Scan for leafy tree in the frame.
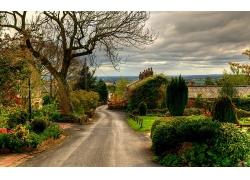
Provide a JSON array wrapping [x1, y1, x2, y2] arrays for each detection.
[[74, 66, 97, 91], [96, 79, 108, 104], [115, 76, 130, 96], [0, 35, 32, 106], [166, 75, 188, 116], [205, 76, 214, 85], [1, 11, 157, 116], [218, 80, 239, 98]]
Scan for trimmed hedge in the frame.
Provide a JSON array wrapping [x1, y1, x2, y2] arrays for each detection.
[[151, 116, 221, 155]]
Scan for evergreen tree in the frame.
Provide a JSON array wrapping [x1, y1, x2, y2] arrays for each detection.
[[166, 75, 188, 116], [74, 66, 97, 91], [96, 79, 108, 104], [212, 95, 237, 124]]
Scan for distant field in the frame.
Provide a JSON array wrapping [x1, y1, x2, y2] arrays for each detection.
[[98, 74, 222, 85]]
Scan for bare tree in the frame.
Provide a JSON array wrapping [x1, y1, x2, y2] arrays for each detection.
[[0, 11, 158, 116]]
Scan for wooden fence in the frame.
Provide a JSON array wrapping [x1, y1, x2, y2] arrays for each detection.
[[129, 114, 143, 127]]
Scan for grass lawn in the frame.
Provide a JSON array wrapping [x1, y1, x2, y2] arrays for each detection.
[[126, 116, 174, 133], [126, 116, 159, 133]]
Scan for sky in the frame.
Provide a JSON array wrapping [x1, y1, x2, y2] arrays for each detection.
[[94, 11, 250, 77], [2, 1, 250, 78]]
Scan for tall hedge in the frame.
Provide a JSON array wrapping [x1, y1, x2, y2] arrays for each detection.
[[212, 95, 237, 124], [166, 75, 188, 116]]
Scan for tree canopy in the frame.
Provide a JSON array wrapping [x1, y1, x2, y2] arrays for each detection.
[[0, 11, 158, 116]]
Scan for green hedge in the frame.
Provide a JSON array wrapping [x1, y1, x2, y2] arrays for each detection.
[[151, 116, 250, 167], [151, 116, 220, 155]]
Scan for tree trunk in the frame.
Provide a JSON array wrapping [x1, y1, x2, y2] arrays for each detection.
[[57, 76, 74, 116]]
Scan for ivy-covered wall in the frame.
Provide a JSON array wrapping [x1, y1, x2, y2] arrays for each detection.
[[128, 74, 169, 110]]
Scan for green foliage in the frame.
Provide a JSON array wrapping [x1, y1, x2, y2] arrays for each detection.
[[236, 108, 250, 119], [151, 116, 221, 155], [96, 79, 108, 104], [7, 110, 28, 129], [218, 81, 239, 98], [159, 154, 182, 167], [73, 66, 97, 91], [212, 95, 237, 124], [212, 123, 250, 165], [183, 108, 203, 116], [40, 122, 63, 140], [26, 132, 42, 149], [12, 124, 29, 140], [233, 95, 250, 111], [205, 76, 214, 85], [71, 90, 99, 114], [128, 74, 169, 110], [51, 111, 61, 121], [194, 93, 204, 108], [166, 75, 188, 116], [0, 47, 31, 106], [39, 103, 58, 120], [115, 76, 130, 96], [150, 119, 166, 139], [153, 118, 250, 167], [31, 118, 47, 133], [138, 101, 147, 116], [42, 94, 54, 106]]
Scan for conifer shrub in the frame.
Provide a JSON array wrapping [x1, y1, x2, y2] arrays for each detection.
[[138, 101, 147, 116], [31, 118, 47, 133], [212, 95, 237, 124], [166, 75, 188, 116]]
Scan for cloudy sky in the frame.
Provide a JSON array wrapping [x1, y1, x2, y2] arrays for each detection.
[[94, 11, 250, 77], [4, 1, 250, 77]]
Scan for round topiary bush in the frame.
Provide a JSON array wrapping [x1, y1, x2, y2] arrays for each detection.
[[31, 118, 47, 133], [212, 95, 237, 124], [139, 101, 147, 116]]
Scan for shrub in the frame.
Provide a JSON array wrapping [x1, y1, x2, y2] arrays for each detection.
[[150, 119, 165, 139], [42, 94, 54, 106], [7, 110, 28, 129], [151, 116, 221, 155], [212, 95, 237, 124], [71, 90, 99, 113], [40, 122, 63, 140], [180, 123, 250, 167], [26, 132, 42, 149], [159, 154, 182, 167], [138, 101, 147, 116], [12, 124, 29, 140], [166, 75, 188, 116], [236, 108, 250, 119], [40, 103, 58, 119], [183, 108, 203, 116], [194, 93, 204, 108], [233, 96, 250, 111], [31, 118, 47, 133], [51, 111, 61, 121]]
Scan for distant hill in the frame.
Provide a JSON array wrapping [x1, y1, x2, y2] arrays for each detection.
[[97, 74, 223, 85]]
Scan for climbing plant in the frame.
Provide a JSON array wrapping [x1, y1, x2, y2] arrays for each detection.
[[128, 74, 169, 110]]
